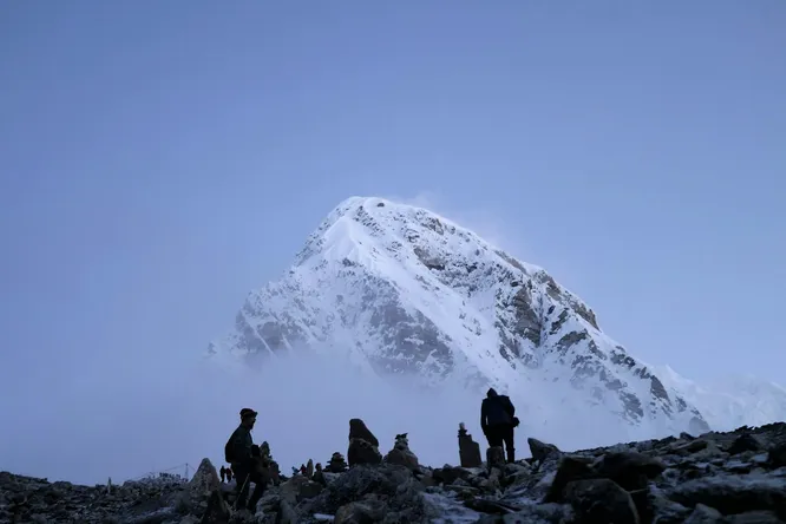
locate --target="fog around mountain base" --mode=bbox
[0,342,670,485]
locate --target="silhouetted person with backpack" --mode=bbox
[480,388,519,463]
[225,408,266,512]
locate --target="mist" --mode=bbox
[0,336,661,485]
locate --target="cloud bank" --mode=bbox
[1,341,663,485]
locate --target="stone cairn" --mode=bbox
[324,452,348,473]
[383,432,420,471]
[347,418,382,467]
[255,440,281,485]
[4,421,786,523]
[457,422,482,468]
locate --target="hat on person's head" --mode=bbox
[240,408,258,419]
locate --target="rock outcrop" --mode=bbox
[347,418,382,467]
[181,458,224,516]
[2,422,785,523]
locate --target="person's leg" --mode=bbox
[486,426,503,448]
[233,466,251,510]
[247,472,267,512]
[502,426,515,463]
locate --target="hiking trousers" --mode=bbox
[485,424,515,463]
[232,463,266,512]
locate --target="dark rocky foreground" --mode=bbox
[2,422,786,524]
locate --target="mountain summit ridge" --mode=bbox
[208,196,709,434]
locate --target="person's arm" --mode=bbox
[242,430,254,462]
[505,397,516,418]
[480,400,488,432]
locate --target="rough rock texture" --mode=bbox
[347,418,382,467]
[3,422,785,523]
[0,471,188,524]
[459,422,483,468]
[181,458,223,516]
[486,447,506,470]
[207,196,709,433]
[383,433,420,471]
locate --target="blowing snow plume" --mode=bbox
[207,196,712,442]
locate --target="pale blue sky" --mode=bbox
[1,0,784,413]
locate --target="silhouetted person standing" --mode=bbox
[219,466,226,483]
[225,408,266,512]
[480,388,519,463]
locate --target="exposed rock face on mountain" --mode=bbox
[3,422,785,523]
[207,197,708,433]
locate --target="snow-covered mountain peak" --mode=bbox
[208,196,710,435]
[294,196,598,335]
[295,196,540,274]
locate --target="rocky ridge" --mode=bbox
[3,421,785,524]
[207,196,708,433]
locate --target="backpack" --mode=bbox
[498,395,516,425]
[224,434,235,464]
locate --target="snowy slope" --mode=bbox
[207,196,710,434]
[655,365,786,430]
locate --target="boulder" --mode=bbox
[563,478,640,524]
[347,419,383,467]
[348,439,382,467]
[333,499,387,524]
[528,438,562,470]
[727,433,764,455]
[667,475,786,520]
[592,451,666,491]
[486,446,506,470]
[543,455,594,503]
[182,458,222,515]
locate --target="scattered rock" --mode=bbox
[2,421,786,523]
[728,433,764,455]
[487,446,506,470]
[667,474,786,520]
[0,470,188,524]
[528,437,562,470]
[683,503,723,523]
[563,478,640,524]
[593,451,666,490]
[543,455,594,503]
[767,442,786,468]
[333,499,386,523]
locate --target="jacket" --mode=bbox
[228,424,254,467]
[481,394,515,429]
